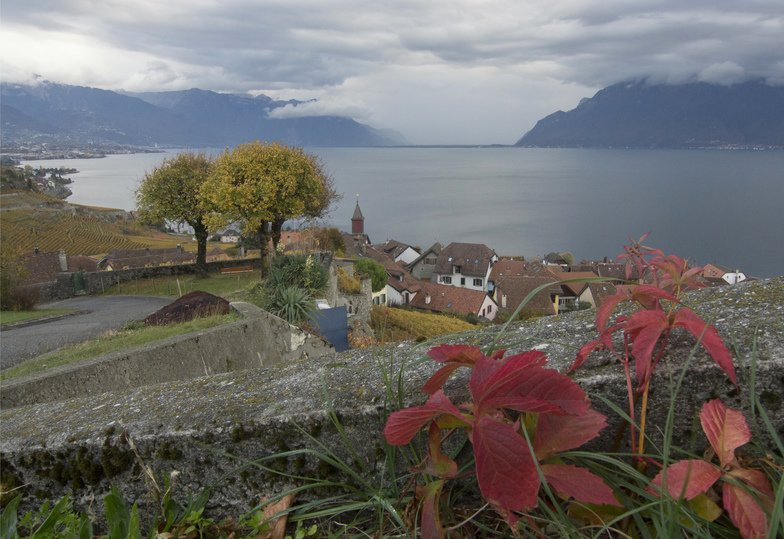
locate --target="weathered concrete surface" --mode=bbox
[0,303,334,409]
[1,277,782,524]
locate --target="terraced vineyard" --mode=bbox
[1,190,201,256]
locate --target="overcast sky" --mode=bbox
[2,0,783,145]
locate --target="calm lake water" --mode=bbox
[22,147,784,278]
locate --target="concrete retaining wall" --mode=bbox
[0,303,334,409]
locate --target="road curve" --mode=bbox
[0,295,174,371]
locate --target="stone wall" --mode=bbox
[334,276,372,323]
[82,258,266,296]
[35,253,339,303]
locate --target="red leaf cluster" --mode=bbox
[568,240,736,394]
[383,345,619,535]
[649,400,775,539]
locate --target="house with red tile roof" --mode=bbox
[553,270,602,308]
[372,239,421,265]
[409,281,497,320]
[703,263,747,285]
[20,249,98,285]
[493,275,559,318]
[267,229,305,252]
[573,262,642,283]
[586,281,618,308]
[434,242,498,292]
[361,246,421,306]
[405,242,443,281]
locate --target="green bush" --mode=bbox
[270,254,328,296]
[355,258,386,293]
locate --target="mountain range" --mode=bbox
[516,80,784,149]
[3,80,783,150]
[1,81,406,148]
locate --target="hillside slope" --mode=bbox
[1,82,405,148]
[0,191,202,256]
[516,80,784,149]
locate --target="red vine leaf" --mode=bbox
[541,464,620,507]
[423,344,489,394]
[383,390,468,446]
[648,459,722,500]
[722,468,774,539]
[416,422,458,479]
[416,480,445,539]
[534,408,608,459]
[673,309,737,387]
[473,416,540,526]
[699,399,750,468]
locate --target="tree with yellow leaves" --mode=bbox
[135,152,215,275]
[202,141,340,275]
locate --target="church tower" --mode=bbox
[351,198,365,235]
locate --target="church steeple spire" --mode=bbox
[351,195,364,234]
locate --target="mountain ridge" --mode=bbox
[1,81,405,148]
[516,80,784,149]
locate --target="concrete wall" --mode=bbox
[0,303,334,409]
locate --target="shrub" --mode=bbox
[270,285,317,324]
[270,254,328,296]
[354,258,386,293]
[6,284,41,311]
[0,243,32,311]
[337,267,361,294]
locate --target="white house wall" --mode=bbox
[435,259,496,293]
[479,295,498,320]
[395,247,421,265]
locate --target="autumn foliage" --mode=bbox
[382,236,778,538]
[384,344,619,536]
[649,400,775,539]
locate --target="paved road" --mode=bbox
[0,295,174,371]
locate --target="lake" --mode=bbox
[22,147,784,278]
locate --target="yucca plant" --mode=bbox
[271,285,317,324]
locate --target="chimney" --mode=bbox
[59,250,68,272]
[34,247,39,255]
[425,293,431,305]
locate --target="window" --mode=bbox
[460,278,466,286]
[443,276,452,284]
[502,294,507,308]
[454,266,462,274]
[473,278,483,287]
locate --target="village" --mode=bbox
[15,196,750,335]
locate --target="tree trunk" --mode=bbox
[256,219,271,277]
[193,221,209,277]
[270,216,286,255]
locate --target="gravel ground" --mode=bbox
[0,295,173,370]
